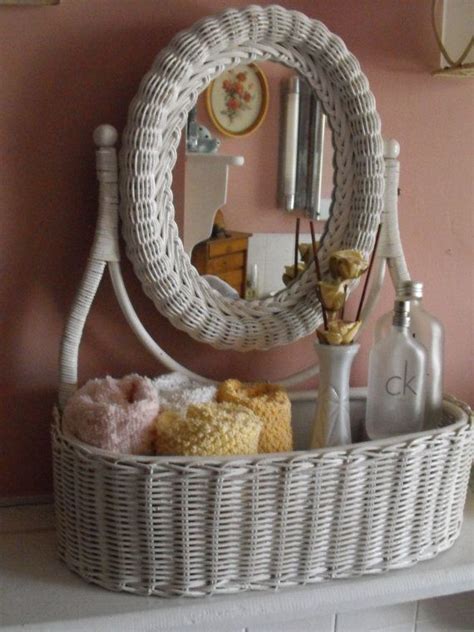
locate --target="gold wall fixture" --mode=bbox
[432,0,474,77]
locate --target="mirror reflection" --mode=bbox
[181,61,334,300]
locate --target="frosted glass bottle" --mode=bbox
[366,301,427,440]
[374,281,444,429]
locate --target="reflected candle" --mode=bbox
[283,77,300,210]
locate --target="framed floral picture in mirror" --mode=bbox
[206,63,269,137]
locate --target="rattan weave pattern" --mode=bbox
[120,5,385,350]
[52,399,473,597]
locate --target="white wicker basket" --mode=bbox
[52,396,473,597]
[54,5,473,598]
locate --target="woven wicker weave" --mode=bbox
[120,4,384,350]
[53,396,473,597]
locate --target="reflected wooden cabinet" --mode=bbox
[191,231,252,298]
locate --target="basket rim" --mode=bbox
[53,396,472,467]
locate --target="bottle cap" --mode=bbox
[396,280,423,299]
[392,300,411,327]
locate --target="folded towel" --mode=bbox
[62,374,159,455]
[216,379,293,453]
[155,402,262,456]
[153,372,196,390]
[153,372,217,413]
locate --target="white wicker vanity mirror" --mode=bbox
[120,4,384,351]
[54,4,473,599]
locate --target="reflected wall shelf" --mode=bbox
[183,152,244,254]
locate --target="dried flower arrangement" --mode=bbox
[285,219,381,345]
[316,248,368,344]
[313,222,383,345]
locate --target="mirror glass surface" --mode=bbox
[177,61,335,300]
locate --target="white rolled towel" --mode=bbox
[154,372,217,413]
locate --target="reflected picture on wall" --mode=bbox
[206,63,269,137]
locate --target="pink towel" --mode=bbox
[62,374,159,455]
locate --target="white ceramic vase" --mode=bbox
[310,342,360,449]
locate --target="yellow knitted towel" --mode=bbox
[216,379,293,453]
[155,402,262,457]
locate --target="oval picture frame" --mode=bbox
[120,5,384,351]
[206,63,269,137]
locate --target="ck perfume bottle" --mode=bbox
[375,281,444,428]
[366,301,427,440]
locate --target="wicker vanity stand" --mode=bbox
[54,5,473,597]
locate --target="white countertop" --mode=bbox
[1,491,473,632]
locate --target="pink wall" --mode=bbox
[0,0,472,499]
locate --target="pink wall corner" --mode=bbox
[0,0,472,499]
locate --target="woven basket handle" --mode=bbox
[357,139,410,331]
[379,139,410,285]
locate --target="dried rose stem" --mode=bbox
[310,221,329,330]
[341,285,348,321]
[294,217,300,278]
[355,222,382,322]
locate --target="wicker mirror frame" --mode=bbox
[120,5,384,351]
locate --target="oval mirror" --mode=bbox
[120,5,384,351]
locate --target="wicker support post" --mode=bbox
[58,125,119,410]
[379,139,410,285]
[358,139,410,330]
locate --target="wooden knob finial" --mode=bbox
[93,125,118,148]
[383,138,400,159]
